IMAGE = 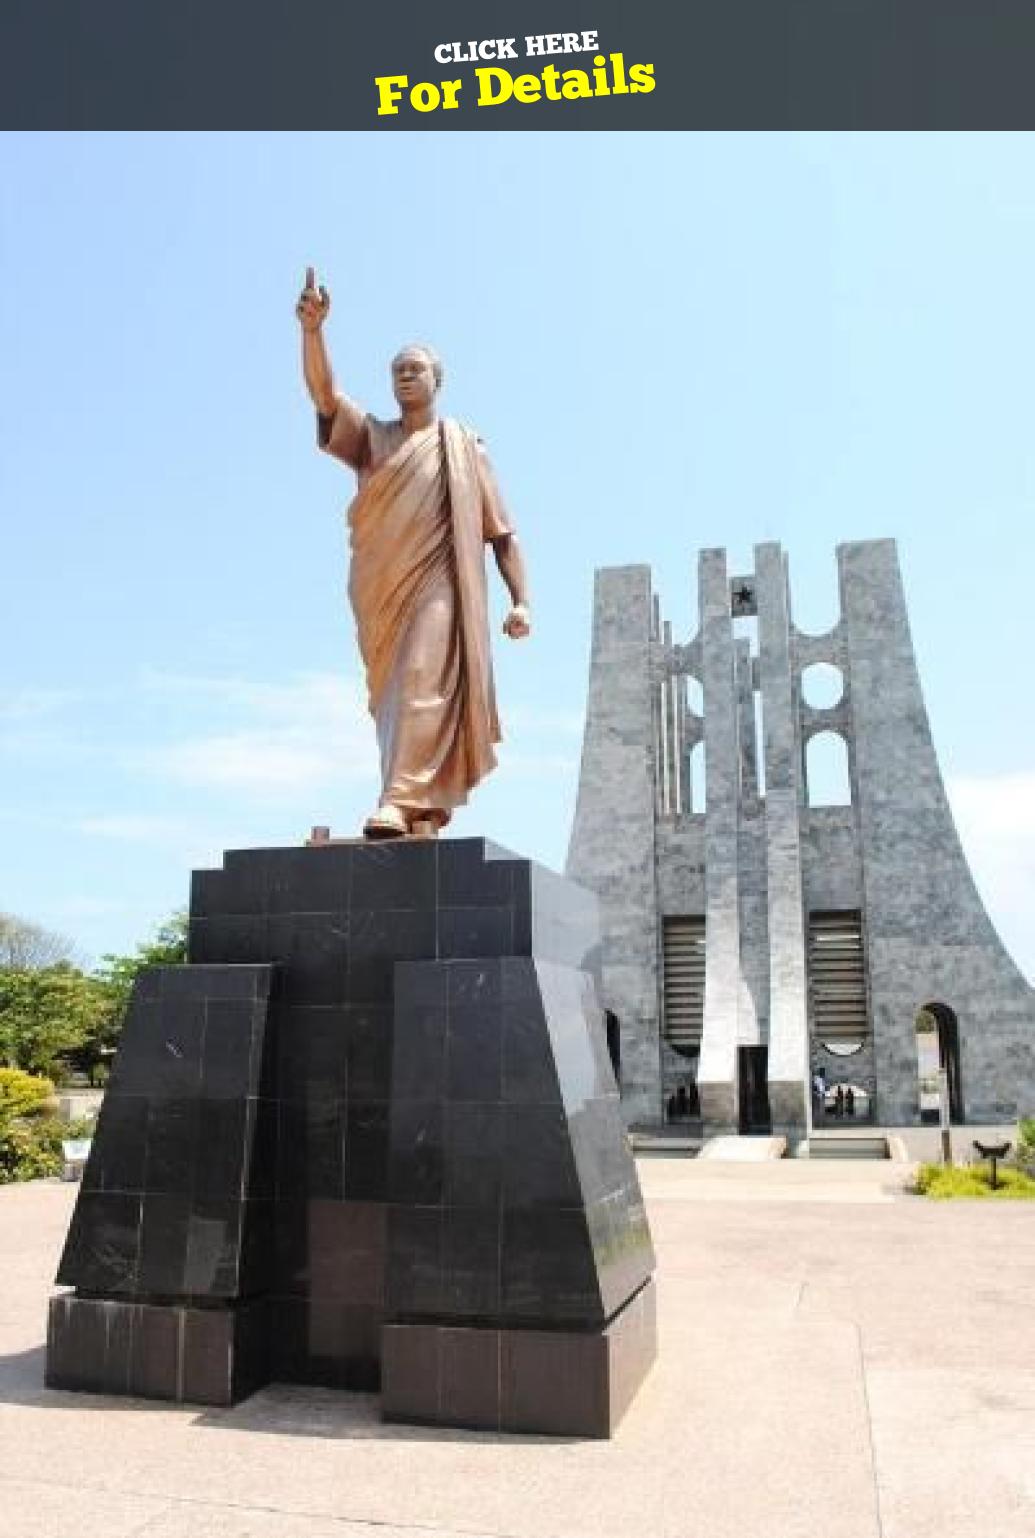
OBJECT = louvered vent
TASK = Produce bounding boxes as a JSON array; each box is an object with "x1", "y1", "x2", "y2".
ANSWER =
[
  {"x1": 807, "y1": 911, "x2": 869, "y2": 1040},
  {"x1": 662, "y1": 916, "x2": 706, "y2": 1049}
]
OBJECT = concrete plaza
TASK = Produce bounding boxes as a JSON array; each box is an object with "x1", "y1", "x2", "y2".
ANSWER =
[{"x1": 1, "y1": 1159, "x2": 1033, "y2": 1538}]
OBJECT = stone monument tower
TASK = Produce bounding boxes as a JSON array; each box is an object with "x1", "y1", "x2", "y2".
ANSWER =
[{"x1": 566, "y1": 539, "x2": 1035, "y2": 1135}]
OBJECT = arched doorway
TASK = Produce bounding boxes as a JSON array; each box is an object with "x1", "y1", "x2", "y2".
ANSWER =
[{"x1": 915, "y1": 1003, "x2": 964, "y2": 1124}]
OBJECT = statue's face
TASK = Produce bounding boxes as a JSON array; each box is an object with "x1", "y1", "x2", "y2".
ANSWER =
[{"x1": 392, "y1": 349, "x2": 438, "y2": 410}]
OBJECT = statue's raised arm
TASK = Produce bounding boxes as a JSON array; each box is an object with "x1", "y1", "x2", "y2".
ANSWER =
[
  {"x1": 297, "y1": 266, "x2": 370, "y2": 470},
  {"x1": 296, "y1": 266, "x2": 335, "y2": 415}
]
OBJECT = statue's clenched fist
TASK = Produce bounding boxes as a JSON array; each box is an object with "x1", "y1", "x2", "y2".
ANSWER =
[
  {"x1": 503, "y1": 603, "x2": 531, "y2": 640},
  {"x1": 296, "y1": 266, "x2": 330, "y2": 331}
]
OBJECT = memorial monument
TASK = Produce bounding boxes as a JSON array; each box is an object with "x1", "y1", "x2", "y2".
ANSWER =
[
  {"x1": 567, "y1": 540, "x2": 1035, "y2": 1135},
  {"x1": 43, "y1": 273, "x2": 657, "y2": 1438}
]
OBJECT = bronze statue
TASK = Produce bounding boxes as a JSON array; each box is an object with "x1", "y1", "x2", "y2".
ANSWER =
[{"x1": 297, "y1": 268, "x2": 530, "y2": 839}]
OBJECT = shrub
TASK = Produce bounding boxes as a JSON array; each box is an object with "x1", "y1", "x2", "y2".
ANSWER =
[
  {"x1": 0, "y1": 1069, "x2": 91, "y2": 1184},
  {"x1": 0, "y1": 1066, "x2": 55, "y2": 1120},
  {"x1": 0, "y1": 1116, "x2": 66, "y2": 1183},
  {"x1": 1016, "y1": 1116, "x2": 1035, "y2": 1172},
  {"x1": 914, "y1": 1161, "x2": 1035, "y2": 1200}
]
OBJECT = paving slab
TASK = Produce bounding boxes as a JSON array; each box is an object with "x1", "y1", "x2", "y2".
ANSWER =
[
  {"x1": 637, "y1": 1151, "x2": 911, "y2": 1201},
  {"x1": 1, "y1": 1166, "x2": 1033, "y2": 1538},
  {"x1": 0, "y1": 1480, "x2": 170, "y2": 1538},
  {"x1": 134, "y1": 1510, "x2": 505, "y2": 1538},
  {"x1": 866, "y1": 1367, "x2": 1035, "y2": 1538}
]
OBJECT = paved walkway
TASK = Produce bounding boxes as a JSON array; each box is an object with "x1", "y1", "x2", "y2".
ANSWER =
[{"x1": 1, "y1": 1164, "x2": 1033, "y2": 1538}]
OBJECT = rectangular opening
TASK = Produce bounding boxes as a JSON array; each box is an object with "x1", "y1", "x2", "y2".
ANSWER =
[
  {"x1": 737, "y1": 1045, "x2": 771, "y2": 1133},
  {"x1": 807, "y1": 910, "x2": 868, "y2": 1043},
  {"x1": 753, "y1": 688, "x2": 766, "y2": 798},
  {"x1": 661, "y1": 916, "x2": 705, "y2": 1050}
]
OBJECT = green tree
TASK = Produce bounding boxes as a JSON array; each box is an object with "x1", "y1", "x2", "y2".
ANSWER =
[
  {"x1": 0, "y1": 909, "x2": 188, "y2": 1086},
  {"x1": 0, "y1": 964, "x2": 112, "y2": 1081},
  {"x1": 91, "y1": 910, "x2": 189, "y2": 1054}
]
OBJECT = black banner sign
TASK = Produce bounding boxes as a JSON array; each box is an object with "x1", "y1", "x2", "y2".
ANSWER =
[{"x1": 3, "y1": 0, "x2": 1035, "y2": 128}]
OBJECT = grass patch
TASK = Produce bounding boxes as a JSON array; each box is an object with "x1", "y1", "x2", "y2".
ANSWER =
[{"x1": 914, "y1": 1162, "x2": 1035, "y2": 1200}]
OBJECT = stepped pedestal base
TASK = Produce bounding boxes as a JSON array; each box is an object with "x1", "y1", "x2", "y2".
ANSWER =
[
  {"x1": 46, "y1": 839, "x2": 657, "y2": 1437},
  {"x1": 383, "y1": 1279, "x2": 656, "y2": 1438},
  {"x1": 46, "y1": 1294, "x2": 269, "y2": 1405}
]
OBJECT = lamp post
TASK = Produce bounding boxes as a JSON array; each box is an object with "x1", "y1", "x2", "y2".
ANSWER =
[{"x1": 937, "y1": 1066, "x2": 952, "y2": 1164}]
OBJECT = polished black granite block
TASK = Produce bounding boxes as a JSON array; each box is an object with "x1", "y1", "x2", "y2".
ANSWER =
[
  {"x1": 54, "y1": 964, "x2": 274, "y2": 1313},
  {"x1": 382, "y1": 1278, "x2": 658, "y2": 1438},
  {"x1": 385, "y1": 954, "x2": 654, "y2": 1333},
  {"x1": 381, "y1": 943, "x2": 656, "y2": 1434},
  {"x1": 47, "y1": 838, "x2": 653, "y2": 1432},
  {"x1": 46, "y1": 1293, "x2": 269, "y2": 1405},
  {"x1": 187, "y1": 837, "x2": 602, "y2": 983}
]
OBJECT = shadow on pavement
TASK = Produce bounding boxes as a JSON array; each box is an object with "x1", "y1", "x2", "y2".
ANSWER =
[{"x1": 0, "y1": 1345, "x2": 575, "y2": 1445}]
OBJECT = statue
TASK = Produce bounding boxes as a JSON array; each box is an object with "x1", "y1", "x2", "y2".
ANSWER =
[{"x1": 297, "y1": 268, "x2": 530, "y2": 840}]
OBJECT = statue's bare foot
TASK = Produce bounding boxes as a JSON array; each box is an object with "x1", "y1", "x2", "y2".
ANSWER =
[
  {"x1": 363, "y1": 805, "x2": 408, "y2": 839},
  {"x1": 409, "y1": 808, "x2": 450, "y2": 839}
]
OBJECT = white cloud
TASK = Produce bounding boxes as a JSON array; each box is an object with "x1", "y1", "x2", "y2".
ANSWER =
[
  {"x1": 79, "y1": 813, "x2": 198, "y2": 845},
  {"x1": 145, "y1": 736, "x2": 337, "y2": 793},
  {"x1": 138, "y1": 669, "x2": 356, "y2": 714},
  {"x1": 950, "y1": 773, "x2": 1035, "y2": 840},
  {"x1": 131, "y1": 670, "x2": 581, "y2": 799},
  {"x1": 46, "y1": 895, "x2": 128, "y2": 920},
  {"x1": 948, "y1": 773, "x2": 1035, "y2": 982},
  {"x1": 0, "y1": 687, "x2": 78, "y2": 722},
  {"x1": 495, "y1": 747, "x2": 578, "y2": 779},
  {"x1": 503, "y1": 704, "x2": 584, "y2": 736},
  {"x1": 131, "y1": 670, "x2": 376, "y2": 799},
  {"x1": 75, "y1": 813, "x2": 237, "y2": 876},
  {"x1": 0, "y1": 687, "x2": 83, "y2": 757}
]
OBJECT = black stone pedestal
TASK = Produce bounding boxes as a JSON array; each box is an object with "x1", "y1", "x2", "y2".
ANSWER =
[
  {"x1": 381, "y1": 951, "x2": 656, "y2": 1436},
  {"x1": 46, "y1": 963, "x2": 275, "y2": 1403},
  {"x1": 383, "y1": 1280, "x2": 657, "y2": 1438},
  {"x1": 47, "y1": 1295, "x2": 270, "y2": 1403},
  {"x1": 46, "y1": 838, "x2": 656, "y2": 1435}
]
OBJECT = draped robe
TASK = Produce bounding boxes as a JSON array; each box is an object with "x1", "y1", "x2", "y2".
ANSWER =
[{"x1": 319, "y1": 400, "x2": 513, "y2": 824}]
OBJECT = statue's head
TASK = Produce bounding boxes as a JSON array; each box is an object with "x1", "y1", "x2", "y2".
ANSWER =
[{"x1": 391, "y1": 344, "x2": 443, "y2": 411}]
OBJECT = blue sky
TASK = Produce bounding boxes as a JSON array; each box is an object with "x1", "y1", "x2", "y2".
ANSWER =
[{"x1": 2, "y1": 132, "x2": 1034, "y2": 972}]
